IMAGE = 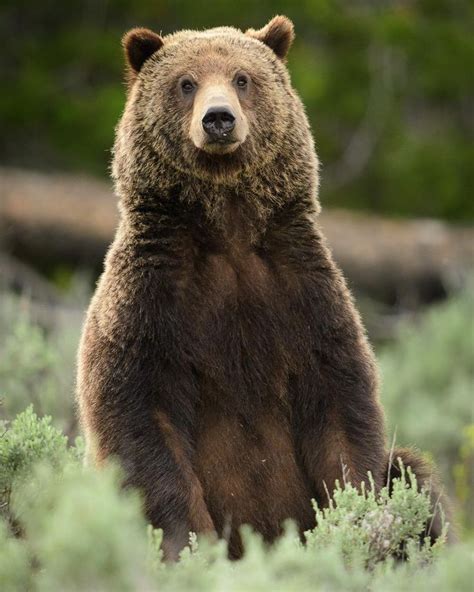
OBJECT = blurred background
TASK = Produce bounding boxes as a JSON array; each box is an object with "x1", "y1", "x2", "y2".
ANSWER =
[{"x1": 0, "y1": 0, "x2": 472, "y2": 534}]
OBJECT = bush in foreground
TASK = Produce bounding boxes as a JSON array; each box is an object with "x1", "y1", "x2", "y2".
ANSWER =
[{"x1": 1, "y1": 407, "x2": 471, "y2": 592}]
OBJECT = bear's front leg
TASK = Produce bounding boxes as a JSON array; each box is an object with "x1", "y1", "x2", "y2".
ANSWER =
[
  {"x1": 290, "y1": 366, "x2": 386, "y2": 504},
  {"x1": 77, "y1": 311, "x2": 214, "y2": 560},
  {"x1": 287, "y1": 263, "x2": 386, "y2": 506}
]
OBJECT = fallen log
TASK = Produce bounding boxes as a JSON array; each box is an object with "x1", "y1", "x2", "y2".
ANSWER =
[
  {"x1": 0, "y1": 168, "x2": 117, "y2": 271},
  {"x1": 1, "y1": 167, "x2": 473, "y2": 308}
]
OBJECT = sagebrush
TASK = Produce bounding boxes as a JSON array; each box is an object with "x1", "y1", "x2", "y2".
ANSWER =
[{"x1": 1, "y1": 407, "x2": 470, "y2": 592}]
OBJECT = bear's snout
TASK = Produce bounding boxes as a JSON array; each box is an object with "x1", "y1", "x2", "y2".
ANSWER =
[
  {"x1": 189, "y1": 81, "x2": 249, "y2": 156},
  {"x1": 202, "y1": 106, "x2": 236, "y2": 141}
]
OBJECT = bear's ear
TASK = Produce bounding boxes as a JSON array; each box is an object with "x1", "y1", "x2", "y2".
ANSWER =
[
  {"x1": 246, "y1": 15, "x2": 295, "y2": 60},
  {"x1": 122, "y1": 28, "x2": 164, "y2": 75}
]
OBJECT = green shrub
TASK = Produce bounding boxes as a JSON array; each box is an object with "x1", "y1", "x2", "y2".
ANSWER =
[
  {"x1": 0, "y1": 293, "x2": 82, "y2": 429},
  {"x1": 1, "y1": 408, "x2": 469, "y2": 592},
  {"x1": 16, "y1": 463, "x2": 151, "y2": 592},
  {"x1": 380, "y1": 287, "x2": 474, "y2": 522},
  {"x1": 0, "y1": 520, "x2": 31, "y2": 592},
  {"x1": 453, "y1": 425, "x2": 474, "y2": 531},
  {"x1": 0, "y1": 407, "x2": 68, "y2": 525},
  {"x1": 306, "y1": 471, "x2": 446, "y2": 568},
  {"x1": 380, "y1": 286, "x2": 474, "y2": 535}
]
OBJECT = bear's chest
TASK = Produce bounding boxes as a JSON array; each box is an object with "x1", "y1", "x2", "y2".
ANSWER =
[
  {"x1": 203, "y1": 250, "x2": 272, "y2": 301},
  {"x1": 191, "y1": 201, "x2": 275, "y2": 303},
  {"x1": 184, "y1": 249, "x2": 298, "y2": 407}
]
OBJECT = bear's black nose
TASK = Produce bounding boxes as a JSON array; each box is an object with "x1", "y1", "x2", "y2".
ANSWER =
[{"x1": 202, "y1": 107, "x2": 236, "y2": 140}]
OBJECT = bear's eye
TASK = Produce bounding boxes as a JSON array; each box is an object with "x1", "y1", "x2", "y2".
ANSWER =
[
  {"x1": 180, "y1": 79, "x2": 196, "y2": 95},
  {"x1": 236, "y1": 75, "x2": 249, "y2": 89}
]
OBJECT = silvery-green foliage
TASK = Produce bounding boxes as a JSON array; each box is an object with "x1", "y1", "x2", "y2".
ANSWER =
[
  {"x1": 0, "y1": 291, "x2": 83, "y2": 428},
  {"x1": 15, "y1": 463, "x2": 152, "y2": 592},
  {"x1": 0, "y1": 406, "x2": 68, "y2": 522},
  {"x1": 381, "y1": 288, "x2": 474, "y2": 473},
  {"x1": 305, "y1": 469, "x2": 446, "y2": 568},
  {"x1": 0, "y1": 407, "x2": 470, "y2": 592},
  {"x1": 0, "y1": 309, "x2": 58, "y2": 417},
  {"x1": 0, "y1": 520, "x2": 31, "y2": 592}
]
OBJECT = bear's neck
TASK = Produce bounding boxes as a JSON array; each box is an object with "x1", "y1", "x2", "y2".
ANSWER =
[
  {"x1": 114, "y1": 132, "x2": 320, "y2": 251},
  {"x1": 119, "y1": 156, "x2": 317, "y2": 221},
  {"x1": 118, "y1": 180, "x2": 273, "y2": 250}
]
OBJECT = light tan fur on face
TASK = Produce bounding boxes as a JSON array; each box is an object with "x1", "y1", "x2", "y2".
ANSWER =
[{"x1": 190, "y1": 75, "x2": 249, "y2": 154}]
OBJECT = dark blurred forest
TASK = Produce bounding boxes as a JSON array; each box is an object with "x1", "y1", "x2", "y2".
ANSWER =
[{"x1": 1, "y1": 0, "x2": 473, "y2": 220}]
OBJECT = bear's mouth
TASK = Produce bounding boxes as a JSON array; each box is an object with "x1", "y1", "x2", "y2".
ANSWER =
[
  {"x1": 191, "y1": 140, "x2": 248, "y2": 178},
  {"x1": 201, "y1": 139, "x2": 241, "y2": 155}
]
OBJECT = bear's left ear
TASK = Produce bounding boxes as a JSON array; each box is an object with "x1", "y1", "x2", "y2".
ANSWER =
[
  {"x1": 246, "y1": 15, "x2": 295, "y2": 61},
  {"x1": 122, "y1": 28, "x2": 164, "y2": 75}
]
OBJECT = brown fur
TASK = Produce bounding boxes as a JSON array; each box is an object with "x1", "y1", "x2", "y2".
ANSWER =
[
  {"x1": 77, "y1": 16, "x2": 454, "y2": 560},
  {"x1": 156, "y1": 411, "x2": 216, "y2": 536}
]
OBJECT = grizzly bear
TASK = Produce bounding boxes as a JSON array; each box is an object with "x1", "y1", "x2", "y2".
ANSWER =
[{"x1": 77, "y1": 16, "x2": 453, "y2": 560}]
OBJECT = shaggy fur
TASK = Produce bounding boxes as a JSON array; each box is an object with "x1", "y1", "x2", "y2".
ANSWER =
[{"x1": 77, "y1": 16, "x2": 453, "y2": 560}]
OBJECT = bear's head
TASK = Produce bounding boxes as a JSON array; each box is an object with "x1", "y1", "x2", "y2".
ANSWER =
[{"x1": 114, "y1": 16, "x2": 318, "y2": 213}]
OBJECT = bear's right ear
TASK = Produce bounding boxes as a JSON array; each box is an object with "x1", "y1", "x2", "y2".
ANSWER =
[{"x1": 122, "y1": 28, "x2": 164, "y2": 75}]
